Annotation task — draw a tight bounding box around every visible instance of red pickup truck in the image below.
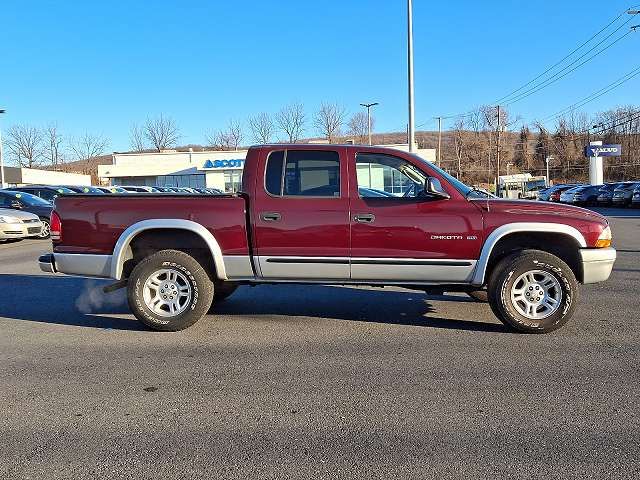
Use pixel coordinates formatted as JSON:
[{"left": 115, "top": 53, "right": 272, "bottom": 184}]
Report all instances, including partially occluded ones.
[{"left": 39, "top": 144, "right": 616, "bottom": 333}]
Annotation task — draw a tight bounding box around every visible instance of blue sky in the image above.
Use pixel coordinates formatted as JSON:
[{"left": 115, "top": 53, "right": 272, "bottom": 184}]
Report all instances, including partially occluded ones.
[{"left": 1, "top": 0, "right": 638, "bottom": 152}]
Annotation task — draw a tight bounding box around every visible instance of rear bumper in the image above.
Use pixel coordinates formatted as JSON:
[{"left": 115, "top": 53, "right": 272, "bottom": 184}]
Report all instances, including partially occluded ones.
[
  {"left": 580, "top": 247, "right": 616, "bottom": 284},
  {"left": 39, "top": 252, "right": 112, "bottom": 278}
]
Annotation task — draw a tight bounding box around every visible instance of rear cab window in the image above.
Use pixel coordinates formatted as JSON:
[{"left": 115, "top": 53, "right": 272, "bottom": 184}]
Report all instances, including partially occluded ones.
[{"left": 265, "top": 150, "right": 341, "bottom": 197}]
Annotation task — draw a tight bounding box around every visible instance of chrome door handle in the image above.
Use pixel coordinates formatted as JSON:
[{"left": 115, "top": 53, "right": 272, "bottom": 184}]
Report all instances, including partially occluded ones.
[
  {"left": 260, "top": 212, "right": 281, "bottom": 222},
  {"left": 353, "top": 213, "right": 375, "bottom": 223}
]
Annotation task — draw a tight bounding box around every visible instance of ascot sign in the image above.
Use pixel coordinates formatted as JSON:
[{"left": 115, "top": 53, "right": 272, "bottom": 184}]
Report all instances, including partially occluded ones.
[
  {"left": 202, "top": 159, "right": 245, "bottom": 169},
  {"left": 584, "top": 144, "right": 622, "bottom": 157}
]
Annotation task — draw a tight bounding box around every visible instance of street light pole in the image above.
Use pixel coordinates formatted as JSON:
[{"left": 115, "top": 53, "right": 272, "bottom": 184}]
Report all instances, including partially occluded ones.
[
  {"left": 0, "top": 109, "right": 6, "bottom": 189},
  {"left": 546, "top": 156, "right": 554, "bottom": 187},
  {"left": 407, "top": 0, "right": 416, "bottom": 152},
  {"left": 436, "top": 116, "right": 442, "bottom": 167},
  {"left": 360, "top": 102, "right": 379, "bottom": 146}
]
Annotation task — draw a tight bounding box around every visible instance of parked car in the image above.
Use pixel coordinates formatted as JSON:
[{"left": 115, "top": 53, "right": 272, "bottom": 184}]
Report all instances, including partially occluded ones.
[
  {"left": 559, "top": 185, "right": 584, "bottom": 204},
  {"left": 192, "top": 187, "right": 224, "bottom": 195},
  {"left": 0, "top": 208, "right": 43, "bottom": 242},
  {"left": 60, "top": 185, "right": 106, "bottom": 195},
  {"left": 153, "top": 187, "right": 176, "bottom": 193},
  {"left": 537, "top": 184, "right": 567, "bottom": 201},
  {"left": 40, "top": 144, "right": 615, "bottom": 335},
  {"left": 96, "top": 186, "right": 128, "bottom": 194},
  {"left": 0, "top": 190, "right": 53, "bottom": 238},
  {"left": 597, "top": 182, "right": 630, "bottom": 206},
  {"left": 631, "top": 184, "right": 640, "bottom": 208},
  {"left": 548, "top": 185, "right": 576, "bottom": 202},
  {"left": 120, "top": 186, "right": 160, "bottom": 193},
  {"left": 570, "top": 185, "right": 603, "bottom": 206},
  {"left": 612, "top": 182, "right": 640, "bottom": 207},
  {"left": 10, "top": 185, "right": 76, "bottom": 202}
]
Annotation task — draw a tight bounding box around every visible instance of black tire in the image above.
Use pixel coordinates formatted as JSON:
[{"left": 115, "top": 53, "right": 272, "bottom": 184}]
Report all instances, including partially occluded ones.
[
  {"left": 38, "top": 218, "right": 51, "bottom": 239},
  {"left": 487, "top": 250, "right": 578, "bottom": 334},
  {"left": 127, "top": 249, "right": 214, "bottom": 331},
  {"left": 466, "top": 290, "right": 488, "bottom": 302}
]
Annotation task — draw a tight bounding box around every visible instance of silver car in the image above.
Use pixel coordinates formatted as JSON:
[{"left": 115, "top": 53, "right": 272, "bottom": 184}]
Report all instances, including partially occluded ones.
[{"left": 0, "top": 208, "right": 43, "bottom": 241}]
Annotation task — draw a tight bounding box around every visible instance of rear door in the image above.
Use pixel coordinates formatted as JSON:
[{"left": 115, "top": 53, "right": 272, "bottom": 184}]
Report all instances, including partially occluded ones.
[
  {"left": 348, "top": 149, "right": 484, "bottom": 283},
  {"left": 251, "top": 147, "right": 350, "bottom": 279}
]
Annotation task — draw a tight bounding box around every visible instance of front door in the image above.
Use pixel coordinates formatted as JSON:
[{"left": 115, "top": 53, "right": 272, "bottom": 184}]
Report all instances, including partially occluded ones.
[
  {"left": 252, "top": 147, "right": 350, "bottom": 279},
  {"left": 348, "top": 150, "right": 484, "bottom": 282}
]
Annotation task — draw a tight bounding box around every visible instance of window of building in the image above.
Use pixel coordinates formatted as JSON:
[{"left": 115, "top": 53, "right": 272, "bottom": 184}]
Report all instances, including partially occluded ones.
[
  {"left": 224, "top": 171, "right": 243, "bottom": 193},
  {"left": 265, "top": 150, "right": 340, "bottom": 197}
]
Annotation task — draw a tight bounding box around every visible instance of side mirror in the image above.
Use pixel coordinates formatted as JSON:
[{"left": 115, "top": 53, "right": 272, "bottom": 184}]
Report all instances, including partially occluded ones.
[
  {"left": 10, "top": 201, "right": 22, "bottom": 209},
  {"left": 425, "top": 178, "right": 451, "bottom": 199}
]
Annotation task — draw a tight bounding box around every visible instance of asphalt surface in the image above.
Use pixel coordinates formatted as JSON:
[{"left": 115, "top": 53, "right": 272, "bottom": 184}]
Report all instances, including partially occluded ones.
[{"left": 1, "top": 208, "right": 639, "bottom": 479}]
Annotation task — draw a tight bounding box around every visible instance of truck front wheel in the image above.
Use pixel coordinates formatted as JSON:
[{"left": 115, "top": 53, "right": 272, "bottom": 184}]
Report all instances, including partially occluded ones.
[
  {"left": 127, "top": 249, "right": 213, "bottom": 331},
  {"left": 487, "top": 250, "right": 578, "bottom": 333}
]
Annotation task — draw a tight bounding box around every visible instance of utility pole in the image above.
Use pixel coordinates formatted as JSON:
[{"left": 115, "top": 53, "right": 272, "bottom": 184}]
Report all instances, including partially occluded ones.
[
  {"left": 360, "top": 102, "right": 379, "bottom": 145},
  {"left": 437, "top": 116, "right": 442, "bottom": 167},
  {"left": 0, "top": 109, "right": 6, "bottom": 189},
  {"left": 407, "top": 0, "right": 416, "bottom": 152},
  {"left": 496, "top": 106, "right": 501, "bottom": 186}
]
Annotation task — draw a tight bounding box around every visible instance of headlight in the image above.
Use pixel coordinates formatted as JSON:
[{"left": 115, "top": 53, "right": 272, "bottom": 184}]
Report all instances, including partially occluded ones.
[
  {"left": 0, "top": 215, "right": 19, "bottom": 223},
  {"left": 595, "top": 226, "right": 612, "bottom": 248}
]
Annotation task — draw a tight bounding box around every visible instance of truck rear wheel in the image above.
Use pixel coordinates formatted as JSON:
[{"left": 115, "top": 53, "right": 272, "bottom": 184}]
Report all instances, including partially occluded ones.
[
  {"left": 127, "top": 249, "right": 213, "bottom": 331},
  {"left": 487, "top": 250, "right": 578, "bottom": 334}
]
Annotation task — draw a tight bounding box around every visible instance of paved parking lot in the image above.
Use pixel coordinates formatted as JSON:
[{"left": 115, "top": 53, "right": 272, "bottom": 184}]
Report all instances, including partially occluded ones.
[{"left": 0, "top": 208, "right": 639, "bottom": 479}]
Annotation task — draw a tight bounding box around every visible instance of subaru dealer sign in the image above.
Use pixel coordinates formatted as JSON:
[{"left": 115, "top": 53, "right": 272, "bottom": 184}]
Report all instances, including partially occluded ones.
[
  {"left": 202, "top": 159, "right": 245, "bottom": 169},
  {"left": 584, "top": 144, "right": 622, "bottom": 157}
]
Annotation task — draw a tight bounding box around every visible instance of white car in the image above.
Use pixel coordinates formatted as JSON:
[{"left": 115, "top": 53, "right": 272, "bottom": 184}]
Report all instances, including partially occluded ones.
[{"left": 0, "top": 208, "right": 43, "bottom": 242}]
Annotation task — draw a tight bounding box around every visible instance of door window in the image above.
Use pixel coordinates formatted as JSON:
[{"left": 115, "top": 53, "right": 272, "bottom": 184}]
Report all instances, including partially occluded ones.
[
  {"left": 265, "top": 150, "right": 340, "bottom": 197},
  {"left": 356, "top": 153, "right": 426, "bottom": 198}
]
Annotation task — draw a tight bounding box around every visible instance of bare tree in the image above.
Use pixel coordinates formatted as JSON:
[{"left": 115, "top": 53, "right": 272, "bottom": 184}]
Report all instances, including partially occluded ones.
[
  {"left": 314, "top": 102, "right": 346, "bottom": 143},
  {"left": 451, "top": 118, "right": 466, "bottom": 178},
  {"left": 4, "top": 124, "right": 45, "bottom": 168},
  {"left": 205, "top": 130, "right": 232, "bottom": 150},
  {"left": 69, "top": 133, "right": 109, "bottom": 173},
  {"left": 44, "top": 123, "right": 65, "bottom": 166},
  {"left": 144, "top": 114, "right": 180, "bottom": 152},
  {"left": 129, "top": 123, "right": 146, "bottom": 152},
  {"left": 347, "top": 112, "right": 372, "bottom": 144},
  {"left": 227, "top": 119, "right": 244, "bottom": 151},
  {"left": 248, "top": 113, "right": 274, "bottom": 144},
  {"left": 276, "top": 103, "right": 306, "bottom": 142}
]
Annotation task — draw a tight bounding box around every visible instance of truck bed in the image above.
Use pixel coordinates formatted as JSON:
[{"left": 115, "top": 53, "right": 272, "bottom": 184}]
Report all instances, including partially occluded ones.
[{"left": 53, "top": 194, "right": 250, "bottom": 256}]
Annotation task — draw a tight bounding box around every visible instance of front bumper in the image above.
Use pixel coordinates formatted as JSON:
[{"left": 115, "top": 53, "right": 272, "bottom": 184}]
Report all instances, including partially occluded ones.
[
  {"left": 38, "top": 252, "right": 112, "bottom": 278},
  {"left": 580, "top": 247, "right": 616, "bottom": 284},
  {"left": 0, "top": 221, "right": 42, "bottom": 239}
]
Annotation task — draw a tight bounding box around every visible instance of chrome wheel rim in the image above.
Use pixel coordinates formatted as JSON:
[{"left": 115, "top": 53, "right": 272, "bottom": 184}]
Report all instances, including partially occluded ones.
[
  {"left": 39, "top": 220, "right": 50, "bottom": 238},
  {"left": 510, "top": 270, "right": 562, "bottom": 320},
  {"left": 143, "top": 268, "right": 192, "bottom": 317}
]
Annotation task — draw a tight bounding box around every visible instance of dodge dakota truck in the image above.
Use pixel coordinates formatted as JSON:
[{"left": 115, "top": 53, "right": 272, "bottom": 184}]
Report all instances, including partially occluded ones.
[{"left": 39, "top": 144, "right": 616, "bottom": 333}]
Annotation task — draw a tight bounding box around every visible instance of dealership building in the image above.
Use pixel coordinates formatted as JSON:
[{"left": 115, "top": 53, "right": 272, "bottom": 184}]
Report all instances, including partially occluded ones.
[
  {"left": 1, "top": 166, "right": 91, "bottom": 187},
  {"left": 98, "top": 145, "right": 437, "bottom": 193}
]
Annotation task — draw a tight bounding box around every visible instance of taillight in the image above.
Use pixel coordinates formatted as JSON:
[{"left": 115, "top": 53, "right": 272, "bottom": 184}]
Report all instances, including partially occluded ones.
[{"left": 50, "top": 211, "right": 62, "bottom": 241}]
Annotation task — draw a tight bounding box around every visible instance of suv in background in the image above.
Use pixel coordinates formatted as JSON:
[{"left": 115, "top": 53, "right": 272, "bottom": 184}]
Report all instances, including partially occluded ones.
[
  {"left": 559, "top": 185, "right": 583, "bottom": 204},
  {"left": 11, "top": 185, "right": 76, "bottom": 202},
  {"left": 632, "top": 184, "right": 640, "bottom": 208},
  {"left": 612, "top": 182, "right": 640, "bottom": 207},
  {"left": 571, "top": 185, "right": 603, "bottom": 206},
  {"left": 596, "top": 183, "right": 627, "bottom": 206},
  {"left": 0, "top": 190, "right": 53, "bottom": 238}
]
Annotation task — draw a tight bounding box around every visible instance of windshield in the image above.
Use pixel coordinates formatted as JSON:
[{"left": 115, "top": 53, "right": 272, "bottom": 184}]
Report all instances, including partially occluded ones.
[
  {"left": 408, "top": 152, "right": 473, "bottom": 196},
  {"left": 7, "top": 191, "right": 52, "bottom": 206}
]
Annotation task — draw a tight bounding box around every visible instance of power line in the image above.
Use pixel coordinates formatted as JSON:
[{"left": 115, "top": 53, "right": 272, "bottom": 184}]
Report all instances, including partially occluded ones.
[
  {"left": 541, "top": 65, "right": 640, "bottom": 122},
  {"left": 430, "top": 7, "right": 638, "bottom": 121},
  {"left": 502, "top": 28, "right": 636, "bottom": 107}
]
